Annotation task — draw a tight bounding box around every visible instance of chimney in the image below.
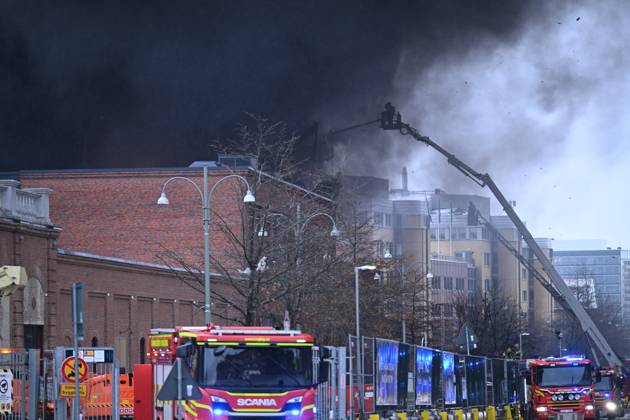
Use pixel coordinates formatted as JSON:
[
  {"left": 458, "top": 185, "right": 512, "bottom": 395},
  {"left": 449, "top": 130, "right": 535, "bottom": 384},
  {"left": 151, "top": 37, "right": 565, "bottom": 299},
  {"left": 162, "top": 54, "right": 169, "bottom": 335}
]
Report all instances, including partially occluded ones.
[{"left": 402, "top": 167, "right": 408, "bottom": 191}]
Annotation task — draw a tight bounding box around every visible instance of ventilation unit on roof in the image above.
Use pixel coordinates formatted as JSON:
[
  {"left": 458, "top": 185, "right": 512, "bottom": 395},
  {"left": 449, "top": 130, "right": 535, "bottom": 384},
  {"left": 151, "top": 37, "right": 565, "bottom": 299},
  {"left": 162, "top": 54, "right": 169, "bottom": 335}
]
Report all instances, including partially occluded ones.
[{"left": 218, "top": 154, "right": 258, "bottom": 168}]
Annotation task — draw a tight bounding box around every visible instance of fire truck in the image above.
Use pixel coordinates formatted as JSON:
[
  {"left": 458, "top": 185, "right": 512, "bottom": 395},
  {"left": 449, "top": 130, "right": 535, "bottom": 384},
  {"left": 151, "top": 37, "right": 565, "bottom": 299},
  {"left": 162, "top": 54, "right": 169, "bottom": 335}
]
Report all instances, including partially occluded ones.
[
  {"left": 593, "top": 368, "right": 625, "bottom": 419},
  {"left": 524, "top": 356, "right": 596, "bottom": 420},
  {"left": 147, "top": 325, "right": 326, "bottom": 420}
]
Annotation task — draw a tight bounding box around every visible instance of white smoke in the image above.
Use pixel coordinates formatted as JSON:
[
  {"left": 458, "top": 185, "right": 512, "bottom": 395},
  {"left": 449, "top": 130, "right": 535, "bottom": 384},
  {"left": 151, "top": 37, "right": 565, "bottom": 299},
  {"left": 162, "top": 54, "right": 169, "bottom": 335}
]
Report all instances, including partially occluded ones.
[{"left": 394, "top": 1, "right": 630, "bottom": 249}]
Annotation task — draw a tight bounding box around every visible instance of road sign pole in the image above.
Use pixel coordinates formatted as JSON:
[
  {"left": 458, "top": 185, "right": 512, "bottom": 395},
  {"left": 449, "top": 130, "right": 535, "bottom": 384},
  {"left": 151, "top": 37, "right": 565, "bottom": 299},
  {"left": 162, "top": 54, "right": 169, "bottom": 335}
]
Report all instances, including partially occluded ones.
[{"left": 71, "top": 282, "right": 83, "bottom": 420}]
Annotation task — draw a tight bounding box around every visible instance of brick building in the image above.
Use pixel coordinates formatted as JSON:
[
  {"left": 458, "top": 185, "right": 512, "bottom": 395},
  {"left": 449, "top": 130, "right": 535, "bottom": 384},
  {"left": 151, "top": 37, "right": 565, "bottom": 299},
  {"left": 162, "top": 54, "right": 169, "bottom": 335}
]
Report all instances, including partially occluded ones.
[
  {"left": 2, "top": 164, "right": 333, "bottom": 368},
  {"left": 0, "top": 179, "right": 205, "bottom": 369}
]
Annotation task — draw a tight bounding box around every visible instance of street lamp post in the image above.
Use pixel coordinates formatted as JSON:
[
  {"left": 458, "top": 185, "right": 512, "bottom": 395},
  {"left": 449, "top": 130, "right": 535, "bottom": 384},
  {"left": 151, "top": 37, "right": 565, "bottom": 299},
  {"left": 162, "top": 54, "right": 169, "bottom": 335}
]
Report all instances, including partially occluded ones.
[
  {"left": 158, "top": 165, "right": 255, "bottom": 325},
  {"left": 354, "top": 264, "right": 377, "bottom": 417}
]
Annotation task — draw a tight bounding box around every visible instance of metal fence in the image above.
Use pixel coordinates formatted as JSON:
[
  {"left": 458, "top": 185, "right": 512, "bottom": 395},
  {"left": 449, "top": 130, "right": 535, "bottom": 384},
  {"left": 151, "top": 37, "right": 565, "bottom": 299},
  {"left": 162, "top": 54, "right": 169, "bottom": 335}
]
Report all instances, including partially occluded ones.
[
  {"left": 348, "top": 335, "right": 523, "bottom": 418},
  {"left": 315, "top": 346, "right": 347, "bottom": 420},
  {"left": 0, "top": 347, "right": 120, "bottom": 420}
]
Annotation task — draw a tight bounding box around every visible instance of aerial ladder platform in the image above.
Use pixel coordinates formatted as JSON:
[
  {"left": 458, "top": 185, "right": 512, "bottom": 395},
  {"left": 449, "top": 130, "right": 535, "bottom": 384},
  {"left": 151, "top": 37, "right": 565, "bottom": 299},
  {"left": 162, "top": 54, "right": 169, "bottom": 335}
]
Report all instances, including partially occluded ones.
[{"left": 378, "top": 103, "right": 623, "bottom": 368}]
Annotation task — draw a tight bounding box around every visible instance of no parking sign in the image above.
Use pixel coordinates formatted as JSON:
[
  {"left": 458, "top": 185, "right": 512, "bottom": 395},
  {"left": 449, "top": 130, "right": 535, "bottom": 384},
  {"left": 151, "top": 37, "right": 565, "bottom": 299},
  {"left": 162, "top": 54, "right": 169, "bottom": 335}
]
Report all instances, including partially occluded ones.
[{"left": 0, "top": 368, "right": 13, "bottom": 414}]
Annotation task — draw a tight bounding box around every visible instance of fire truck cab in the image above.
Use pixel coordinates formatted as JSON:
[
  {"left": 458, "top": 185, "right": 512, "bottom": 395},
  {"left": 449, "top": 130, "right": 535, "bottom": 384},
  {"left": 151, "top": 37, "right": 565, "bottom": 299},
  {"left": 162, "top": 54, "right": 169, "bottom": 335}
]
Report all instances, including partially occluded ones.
[
  {"left": 524, "top": 356, "right": 596, "bottom": 420},
  {"left": 594, "top": 368, "right": 625, "bottom": 419},
  {"left": 148, "top": 325, "right": 327, "bottom": 420}
]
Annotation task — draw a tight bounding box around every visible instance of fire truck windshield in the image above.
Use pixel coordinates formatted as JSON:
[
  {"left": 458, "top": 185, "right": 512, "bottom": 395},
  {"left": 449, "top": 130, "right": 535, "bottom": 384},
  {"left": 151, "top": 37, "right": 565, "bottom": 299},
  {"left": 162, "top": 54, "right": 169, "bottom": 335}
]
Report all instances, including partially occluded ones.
[
  {"left": 594, "top": 376, "right": 613, "bottom": 391},
  {"left": 199, "top": 346, "right": 313, "bottom": 389},
  {"left": 534, "top": 365, "right": 593, "bottom": 387}
]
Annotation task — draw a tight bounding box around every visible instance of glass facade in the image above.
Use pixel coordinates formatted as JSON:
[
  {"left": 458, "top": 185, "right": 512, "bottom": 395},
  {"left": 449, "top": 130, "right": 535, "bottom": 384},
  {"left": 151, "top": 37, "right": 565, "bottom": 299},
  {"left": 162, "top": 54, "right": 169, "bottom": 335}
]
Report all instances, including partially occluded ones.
[{"left": 554, "top": 250, "right": 629, "bottom": 314}]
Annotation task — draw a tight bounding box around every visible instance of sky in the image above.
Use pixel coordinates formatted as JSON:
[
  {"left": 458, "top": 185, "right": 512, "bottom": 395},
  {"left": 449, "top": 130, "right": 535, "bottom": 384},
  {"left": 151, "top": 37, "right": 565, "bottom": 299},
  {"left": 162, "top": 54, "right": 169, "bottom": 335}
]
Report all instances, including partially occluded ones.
[
  {"left": 333, "top": 1, "right": 630, "bottom": 249},
  {"left": 1, "top": 1, "right": 628, "bottom": 249}
]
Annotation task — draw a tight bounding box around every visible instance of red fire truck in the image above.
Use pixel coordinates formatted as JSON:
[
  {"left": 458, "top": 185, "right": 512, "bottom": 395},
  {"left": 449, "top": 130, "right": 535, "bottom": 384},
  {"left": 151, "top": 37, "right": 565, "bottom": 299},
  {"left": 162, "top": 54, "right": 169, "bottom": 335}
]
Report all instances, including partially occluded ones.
[
  {"left": 525, "top": 356, "right": 596, "bottom": 420},
  {"left": 147, "top": 325, "right": 325, "bottom": 420},
  {"left": 594, "top": 368, "right": 625, "bottom": 419}
]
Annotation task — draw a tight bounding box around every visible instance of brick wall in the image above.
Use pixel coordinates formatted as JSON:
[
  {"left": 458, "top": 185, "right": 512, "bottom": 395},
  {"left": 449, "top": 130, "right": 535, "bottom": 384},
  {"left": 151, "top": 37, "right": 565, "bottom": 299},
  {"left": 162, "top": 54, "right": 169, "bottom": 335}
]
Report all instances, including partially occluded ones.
[
  {"left": 0, "top": 218, "right": 59, "bottom": 348},
  {"left": 20, "top": 168, "right": 247, "bottom": 267},
  {"left": 54, "top": 251, "right": 216, "bottom": 369}
]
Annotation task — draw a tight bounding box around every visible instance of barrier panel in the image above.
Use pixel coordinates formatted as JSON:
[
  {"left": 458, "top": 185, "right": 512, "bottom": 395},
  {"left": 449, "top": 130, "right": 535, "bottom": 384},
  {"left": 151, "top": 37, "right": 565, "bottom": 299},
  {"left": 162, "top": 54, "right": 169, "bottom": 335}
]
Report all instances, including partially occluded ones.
[
  {"left": 0, "top": 349, "right": 29, "bottom": 420},
  {"left": 348, "top": 335, "right": 522, "bottom": 419},
  {"left": 55, "top": 347, "right": 121, "bottom": 420}
]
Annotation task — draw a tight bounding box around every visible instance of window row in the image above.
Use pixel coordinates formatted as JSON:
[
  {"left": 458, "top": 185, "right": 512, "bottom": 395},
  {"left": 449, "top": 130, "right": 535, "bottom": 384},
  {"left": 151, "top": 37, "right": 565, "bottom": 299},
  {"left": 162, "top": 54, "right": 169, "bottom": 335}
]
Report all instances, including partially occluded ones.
[
  {"left": 430, "top": 227, "right": 489, "bottom": 241},
  {"left": 431, "top": 276, "right": 467, "bottom": 290}
]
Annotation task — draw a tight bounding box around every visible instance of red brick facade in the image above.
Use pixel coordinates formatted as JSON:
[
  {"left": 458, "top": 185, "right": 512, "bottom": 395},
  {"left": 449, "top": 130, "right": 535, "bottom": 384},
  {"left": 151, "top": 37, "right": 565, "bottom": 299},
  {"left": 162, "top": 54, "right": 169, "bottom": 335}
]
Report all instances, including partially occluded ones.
[
  {"left": 21, "top": 167, "right": 248, "bottom": 267},
  {"left": 5, "top": 167, "right": 332, "bottom": 367}
]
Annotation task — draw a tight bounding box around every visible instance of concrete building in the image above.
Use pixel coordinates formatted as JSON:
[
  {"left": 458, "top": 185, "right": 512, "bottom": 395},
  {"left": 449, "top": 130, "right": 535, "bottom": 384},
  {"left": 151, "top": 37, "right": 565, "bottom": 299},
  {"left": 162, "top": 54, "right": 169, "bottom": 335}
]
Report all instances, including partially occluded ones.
[
  {"left": 524, "top": 238, "right": 555, "bottom": 329},
  {"left": 554, "top": 248, "right": 630, "bottom": 323},
  {"left": 429, "top": 256, "right": 471, "bottom": 350},
  {"left": 425, "top": 188, "right": 554, "bottom": 331}
]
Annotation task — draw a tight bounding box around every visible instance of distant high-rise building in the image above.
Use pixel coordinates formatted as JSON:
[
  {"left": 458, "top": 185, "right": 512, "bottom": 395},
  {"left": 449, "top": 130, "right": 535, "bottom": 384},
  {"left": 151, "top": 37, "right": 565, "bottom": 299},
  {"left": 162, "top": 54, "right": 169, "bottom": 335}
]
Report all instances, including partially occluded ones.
[{"left": 554, "top": 248, "right": 630, "bottom": 323}]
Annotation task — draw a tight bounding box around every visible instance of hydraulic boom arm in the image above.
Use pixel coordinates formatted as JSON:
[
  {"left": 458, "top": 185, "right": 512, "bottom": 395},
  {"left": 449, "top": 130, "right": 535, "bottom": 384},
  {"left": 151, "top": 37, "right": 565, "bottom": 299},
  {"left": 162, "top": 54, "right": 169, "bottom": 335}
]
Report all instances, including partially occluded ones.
[{"left": 380, "top": 104, "right": 622, "bottom": 367}]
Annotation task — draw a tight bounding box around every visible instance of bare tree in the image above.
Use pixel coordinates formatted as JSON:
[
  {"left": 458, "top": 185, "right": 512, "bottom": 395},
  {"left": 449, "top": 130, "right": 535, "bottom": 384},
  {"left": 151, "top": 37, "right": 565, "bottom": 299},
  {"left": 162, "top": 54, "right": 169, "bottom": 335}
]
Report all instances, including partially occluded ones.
[{"left": 452, "top": 286, "right": 520, "bottom": 356}]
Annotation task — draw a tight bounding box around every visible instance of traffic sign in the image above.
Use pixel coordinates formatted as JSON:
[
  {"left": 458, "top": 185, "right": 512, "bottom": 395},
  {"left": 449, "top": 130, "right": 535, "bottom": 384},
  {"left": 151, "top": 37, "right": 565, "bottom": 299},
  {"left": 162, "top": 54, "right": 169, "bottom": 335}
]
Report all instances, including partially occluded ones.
[
  {"left": 156, "top": 358, "right": 201, "bottom": 401},
  {"left": 59, "top": 383, "right": 87, "bottom": 398},
  {"left": 0, "top": 369, "right": 12, "bottom": 405},
  {"left": 61, "top": 356, "right": 88, "bottom": 382}
]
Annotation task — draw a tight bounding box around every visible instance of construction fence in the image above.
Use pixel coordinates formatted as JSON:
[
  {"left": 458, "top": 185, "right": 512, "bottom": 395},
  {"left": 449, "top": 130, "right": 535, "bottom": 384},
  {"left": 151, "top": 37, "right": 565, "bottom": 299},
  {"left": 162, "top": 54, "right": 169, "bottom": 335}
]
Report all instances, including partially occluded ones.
[
  {"left": 0, "top": 347, "right": 122, "bottom": 420},
  {"left": 316, "top": 336, "right": 524, "bottom": 420}
]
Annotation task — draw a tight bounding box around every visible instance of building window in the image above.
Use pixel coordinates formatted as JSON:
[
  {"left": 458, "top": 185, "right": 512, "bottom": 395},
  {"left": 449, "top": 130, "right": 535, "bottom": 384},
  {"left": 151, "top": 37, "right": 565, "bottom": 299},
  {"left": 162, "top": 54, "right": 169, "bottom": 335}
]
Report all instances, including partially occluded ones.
[
  {"left": 439, "top": 231, "right": 446, "bottom": 240},
  {"left": 394, "top": 214, "right": 402, "bottom": 227},
  {"left": 522, "top": 291, "right": 528, "bottom": 301},
  {"left": 484, "top": 253, "right": 491, "bottom": 266},
  {"left": 386, "top": 241, "right": 393, "bottom": 256},
  {"left": 432, "top": 276, "right": 441, "bottom": 289},
  {"left": 375, "top": 240, "right": 384, "bottom": 257},
  {"left": 482, "top": 227, "right": 489, "bottom": 239},
  {"left": 432, "top": 304, "right": 442, "bottom": 317},
  {"left": 470, "top": 229, "right": 478, "bottom": 239},
  {"left": 484, "top": 279, "right": 491, "bottom": 291},
  {"left": 458, "top": 229, "right": 466, "bottom": 240},
  {"left": 444, "top": 277, "right": 453, "bottom": 290},
  {"left": 430, "top": 230, "right": 437, "bottom": 240},
  {"left": 374, "top": 212, "right": 383, "bottom": 226},
  {"left": 456, "top": 277, "right": 465, "bottom": 290},
  {"left": 468, "top": 278, "right": 476, "bottom": 291},
  {"left": 385, "top": 213, "right": 392, "bottom": 227}
]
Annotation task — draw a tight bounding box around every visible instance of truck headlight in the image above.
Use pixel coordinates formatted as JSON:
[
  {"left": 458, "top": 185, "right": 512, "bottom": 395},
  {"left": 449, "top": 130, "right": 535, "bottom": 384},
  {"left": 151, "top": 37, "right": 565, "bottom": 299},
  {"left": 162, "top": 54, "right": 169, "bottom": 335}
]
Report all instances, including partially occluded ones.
[
  {"left": 536, "top": 406, "right": 548, "bottom": 412},
  {"left": 552, "top": 395, "right": 558, "bottom": 401},
  {"left": 568, "top": 394, "right": 575, "bottom": 400},
  {"left": 585, "top": 404, "right": 594, "bottom": 411},
  {"left": 606, "top": 401, "right": 618, "bottom": 412}
]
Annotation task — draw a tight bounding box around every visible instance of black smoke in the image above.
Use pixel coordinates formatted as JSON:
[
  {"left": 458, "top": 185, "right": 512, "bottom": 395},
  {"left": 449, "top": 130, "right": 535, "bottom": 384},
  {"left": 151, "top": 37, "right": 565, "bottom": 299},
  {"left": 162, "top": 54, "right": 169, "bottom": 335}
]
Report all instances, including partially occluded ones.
[{"left": 0, "top": 0, "right": 534, "bottom": 172}]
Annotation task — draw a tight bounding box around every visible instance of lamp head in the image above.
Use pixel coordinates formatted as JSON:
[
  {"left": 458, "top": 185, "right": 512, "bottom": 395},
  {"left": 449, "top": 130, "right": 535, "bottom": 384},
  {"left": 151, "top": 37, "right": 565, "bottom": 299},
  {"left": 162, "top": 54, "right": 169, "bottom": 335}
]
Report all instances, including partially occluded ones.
[
  {"left": 157, "top": 192, "right": 169, "bottom": 205},
  {"left": 426, "top": 272, "right": 434, "bottom": 279},
  {"left": 373, "top": 272, "right": 381, "bottom": 281},
  {"left": 383, "top": 249, "right": 392, "bottom": 259},
  {"left": 330, "top": 225, "right": 341, "bottom": 237},
  {"left": 243, "top": 189, "right": 256, "bottom": 203}
]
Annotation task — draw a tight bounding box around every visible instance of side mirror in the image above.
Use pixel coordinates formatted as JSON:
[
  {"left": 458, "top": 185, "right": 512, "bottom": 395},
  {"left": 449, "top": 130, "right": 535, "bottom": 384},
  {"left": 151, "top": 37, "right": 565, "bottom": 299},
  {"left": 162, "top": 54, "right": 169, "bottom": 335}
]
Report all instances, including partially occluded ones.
[
  {"left": 176, "top": 342, "right": 193, "bottom": 359},
  {"left": 596, "top": 371, "right": 602, "bottom": 383}
]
